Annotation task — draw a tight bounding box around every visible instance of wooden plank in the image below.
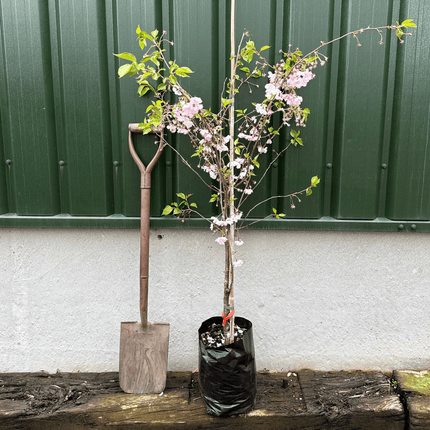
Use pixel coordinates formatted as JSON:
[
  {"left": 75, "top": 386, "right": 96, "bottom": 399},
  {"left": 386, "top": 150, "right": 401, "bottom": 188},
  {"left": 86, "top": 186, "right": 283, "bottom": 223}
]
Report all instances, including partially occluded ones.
[
  {"left": 0, "top": 371, "right": 324, "bottom": 429},
  {"left": 1, "top": 370, "right": 408, "bottom": 429},
  {"left": 394, "top": 369, "right": 430, "bottom": 430},
  {"left": 298, "top": 369, "right": 404, "bottom": 430}
]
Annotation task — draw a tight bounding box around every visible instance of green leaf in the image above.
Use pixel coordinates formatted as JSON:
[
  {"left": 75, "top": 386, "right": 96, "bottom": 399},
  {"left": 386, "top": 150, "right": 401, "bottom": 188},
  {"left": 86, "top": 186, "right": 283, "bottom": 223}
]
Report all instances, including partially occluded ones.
[
  {"left": 150, "top": 56, "right": 160, "bottom": 67},
  {"left": 209, "top": 194, "right": 217, "bottom": 203},
  {"left": 151, "top": 29, "right": 159, "bottom": 39},
  {"left": 222, "top": 98, "right": 233, "bottom": 106},
  {"left": 138, "top": 85, "right": 150, "bottom": 96},
  {"left": 241, "top": 41, "right": 255, "bottom": 63},
  {"left": 190, "top": 203, "right": 198, "bottom": 208},
  {"left": 169, "top": 64, "right": 179, "bottom": 74},
  {"left": 136, "top": 29, "right": 154, "bottom": 49},
  {"left": 115, "top": 52, "right": 137, "bottom": 62},
  {"left": 306, "top": 187, "right": 312, "bottom": 196},
  {"left": 138, "top": 70, "right": 152, "bottom": 80},
  {"left": 401, "top": 19, "right": 417, "bottom": 28},
  {"left": 141, "top": 124, "right": 153, "bottom": 135},
  {"left": 311, "top": 176, "right": 320, "bottom": 187},
  {"left": 177, "top": 192, "right": 186, "bottom": 200},
  {"left": 396, "top": 28, "right": 404, "bottom": 39},
  {"left": 118, "top": 63, "right": 132, "bottom": 78},
  {"left": 143, "top": 31, "right": 153, "bottom": 41},
  {"left": 162, "top": 205, "right": 173, "bottom": 216},
  {"left": 157, "top": 83, "right": 167, "bottom": 91},
  {"left": 272, "top": 208, "right": 277, "bottom": 214},
  {"left": 173, "top": 208, "right": 181, "bottom": 215},
  {"left": 175, "top": 67, "right": 193, "bottom": 77},
  {"left": 260, "top": 45, "right": 270, "bottom": 51},
  {"left": 139, "top": 80, "right": 155, "bottom": 93},
  {"left": 140, "top": 56, "right": 152, "bottom": 65},
  {"left": 290, "top": 129, "right": 299, "bottom": 138}
]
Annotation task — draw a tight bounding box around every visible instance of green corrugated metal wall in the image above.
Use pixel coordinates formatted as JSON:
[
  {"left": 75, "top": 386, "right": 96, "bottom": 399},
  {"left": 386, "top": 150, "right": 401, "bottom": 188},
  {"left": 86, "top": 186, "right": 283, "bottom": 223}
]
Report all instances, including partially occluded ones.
[{"left": 0, "top": 0, "right": 429, "bottom": 231}]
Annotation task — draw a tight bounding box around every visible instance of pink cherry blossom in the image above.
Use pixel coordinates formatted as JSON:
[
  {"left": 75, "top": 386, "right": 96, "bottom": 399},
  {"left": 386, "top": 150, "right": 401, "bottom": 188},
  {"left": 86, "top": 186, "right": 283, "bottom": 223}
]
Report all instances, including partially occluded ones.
[
  {"left": 285, "top": 93, "right": 303, "bottom": 107},
  {"left": 243, "top": 188, "right": 253, "bottom": 195},
  {"left": 188, "top": 97, "right": 203, "bottom": 111},
  {"left": 210, "top": 216, "right": 221, "bottom": 226},
  {"left": 216, "top": 143, "right": 228, "bottom": 152},
  {"left": 228, "top": 160, "right": 242, "bottom": 169},
  {"left": 255, "top": 103, "right": 267, "bottom": 115},
  {"left": 234, "top": 239, "right": 244, "bottom": 246},
  {"left": 172, "top": 85, "right": 181, "bottom": 95},
  {"left": 265, "top": 83, "right": 280, "bottom": 99},
  {"left": 287, "top": 69, "right": 315, "bottom": 89},
  {"left": 233, "top": 260, "right": 243, "bottom": 267},
  {"left": 200, "top": 129, "right": 212, "bottom": 141},
  {"left": 215, "top": 237, "right": 227, "bottom": 245}
]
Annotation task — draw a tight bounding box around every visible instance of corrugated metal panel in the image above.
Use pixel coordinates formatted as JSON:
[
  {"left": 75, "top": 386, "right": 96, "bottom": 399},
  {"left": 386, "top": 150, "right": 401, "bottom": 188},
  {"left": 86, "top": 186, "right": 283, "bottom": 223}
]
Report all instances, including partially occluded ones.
[
  {"left": 0, "top": 0, "right": 428, "bottom": 231},
  {"left": 386, "top": 0, "right": 430, "bottom": 220},
  {"left": 0, "top": 0, "right": 60, "bottom": 215}
]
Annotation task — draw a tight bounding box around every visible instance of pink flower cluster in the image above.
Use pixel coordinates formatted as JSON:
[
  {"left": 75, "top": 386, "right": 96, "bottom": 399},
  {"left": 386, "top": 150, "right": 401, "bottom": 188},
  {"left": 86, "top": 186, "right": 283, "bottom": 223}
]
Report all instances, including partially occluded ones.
[
  {"left": 287, "top": 69, "right": 315, "bottom": 89},
  {"left": 263, "top": 67, "right": 315, "bottom": 107},
  {"left": 168, "top": 97, "right": 203, "bottom": 134},
  {"left": 210, "top": 211, "right": 242, "bottom": 230},
  {"left": 201, "top": 164, "right": 218, "bottom": 180},
  {"left": 238, "top": 129, "right": 259, "bottom": 142}
]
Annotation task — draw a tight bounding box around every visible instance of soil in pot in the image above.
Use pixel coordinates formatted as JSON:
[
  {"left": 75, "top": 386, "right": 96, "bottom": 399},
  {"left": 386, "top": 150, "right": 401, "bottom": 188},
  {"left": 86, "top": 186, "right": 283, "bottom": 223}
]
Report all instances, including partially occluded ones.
[
  {"left": 200, "top": 321, "right": 247, "bottom": 348},
  {"left": 198, "top": 316, "right": 256, "bottom": 417}
]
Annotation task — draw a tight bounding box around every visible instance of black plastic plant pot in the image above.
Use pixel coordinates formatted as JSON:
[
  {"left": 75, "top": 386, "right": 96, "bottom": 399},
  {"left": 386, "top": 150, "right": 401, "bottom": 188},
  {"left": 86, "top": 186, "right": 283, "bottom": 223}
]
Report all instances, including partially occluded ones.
[{"left": 198, "top": 316, "right": 257, "bottom": 417}]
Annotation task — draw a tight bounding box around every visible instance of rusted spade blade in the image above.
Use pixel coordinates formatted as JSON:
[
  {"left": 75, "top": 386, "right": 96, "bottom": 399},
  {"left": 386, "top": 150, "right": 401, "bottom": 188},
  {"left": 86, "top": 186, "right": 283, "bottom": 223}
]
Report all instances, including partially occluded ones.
[{"left": 119, "top": 124, "right": 169, "bottom": 394}]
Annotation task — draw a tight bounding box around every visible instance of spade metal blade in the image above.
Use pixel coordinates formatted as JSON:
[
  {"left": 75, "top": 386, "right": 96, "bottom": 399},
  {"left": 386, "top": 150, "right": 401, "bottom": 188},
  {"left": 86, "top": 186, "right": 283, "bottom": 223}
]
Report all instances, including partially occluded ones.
[{"left": 119, "top": 321, "right": 170, "bottom": 394}]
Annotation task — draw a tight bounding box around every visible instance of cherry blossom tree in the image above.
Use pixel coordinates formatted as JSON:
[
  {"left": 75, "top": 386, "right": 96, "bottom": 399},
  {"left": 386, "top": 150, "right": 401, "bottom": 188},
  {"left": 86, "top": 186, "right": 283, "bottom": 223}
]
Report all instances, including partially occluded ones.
[{"left": 116, "top": 5, "right": 415, "bottom": 343}]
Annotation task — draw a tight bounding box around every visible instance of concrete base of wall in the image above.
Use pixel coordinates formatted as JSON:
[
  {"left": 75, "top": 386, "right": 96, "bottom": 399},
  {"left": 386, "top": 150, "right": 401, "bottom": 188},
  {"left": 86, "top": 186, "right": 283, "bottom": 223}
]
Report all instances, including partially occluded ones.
[{"left": 1, "top": 228, "right": 430, "bottom": 372}]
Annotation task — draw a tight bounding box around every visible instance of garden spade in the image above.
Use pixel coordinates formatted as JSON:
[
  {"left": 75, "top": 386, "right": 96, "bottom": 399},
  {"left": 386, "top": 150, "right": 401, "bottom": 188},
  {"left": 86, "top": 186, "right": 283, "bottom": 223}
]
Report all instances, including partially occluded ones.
[{"left": 119, "top": 124, "right": 169, "bottom": 394}]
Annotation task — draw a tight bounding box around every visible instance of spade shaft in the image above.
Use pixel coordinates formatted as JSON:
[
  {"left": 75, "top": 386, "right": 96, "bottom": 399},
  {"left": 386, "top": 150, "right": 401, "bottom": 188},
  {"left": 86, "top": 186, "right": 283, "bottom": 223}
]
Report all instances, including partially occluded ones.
[{"left": 127, "top": 124, "right": 164, "bottom": 326}]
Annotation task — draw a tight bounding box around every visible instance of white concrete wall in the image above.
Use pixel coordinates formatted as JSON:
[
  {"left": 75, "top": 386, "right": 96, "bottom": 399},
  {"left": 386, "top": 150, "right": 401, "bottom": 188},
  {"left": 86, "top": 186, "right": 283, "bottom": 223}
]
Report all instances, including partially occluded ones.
[{"left": 1, "top": 227, "right": 430, "bottom": 373}]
